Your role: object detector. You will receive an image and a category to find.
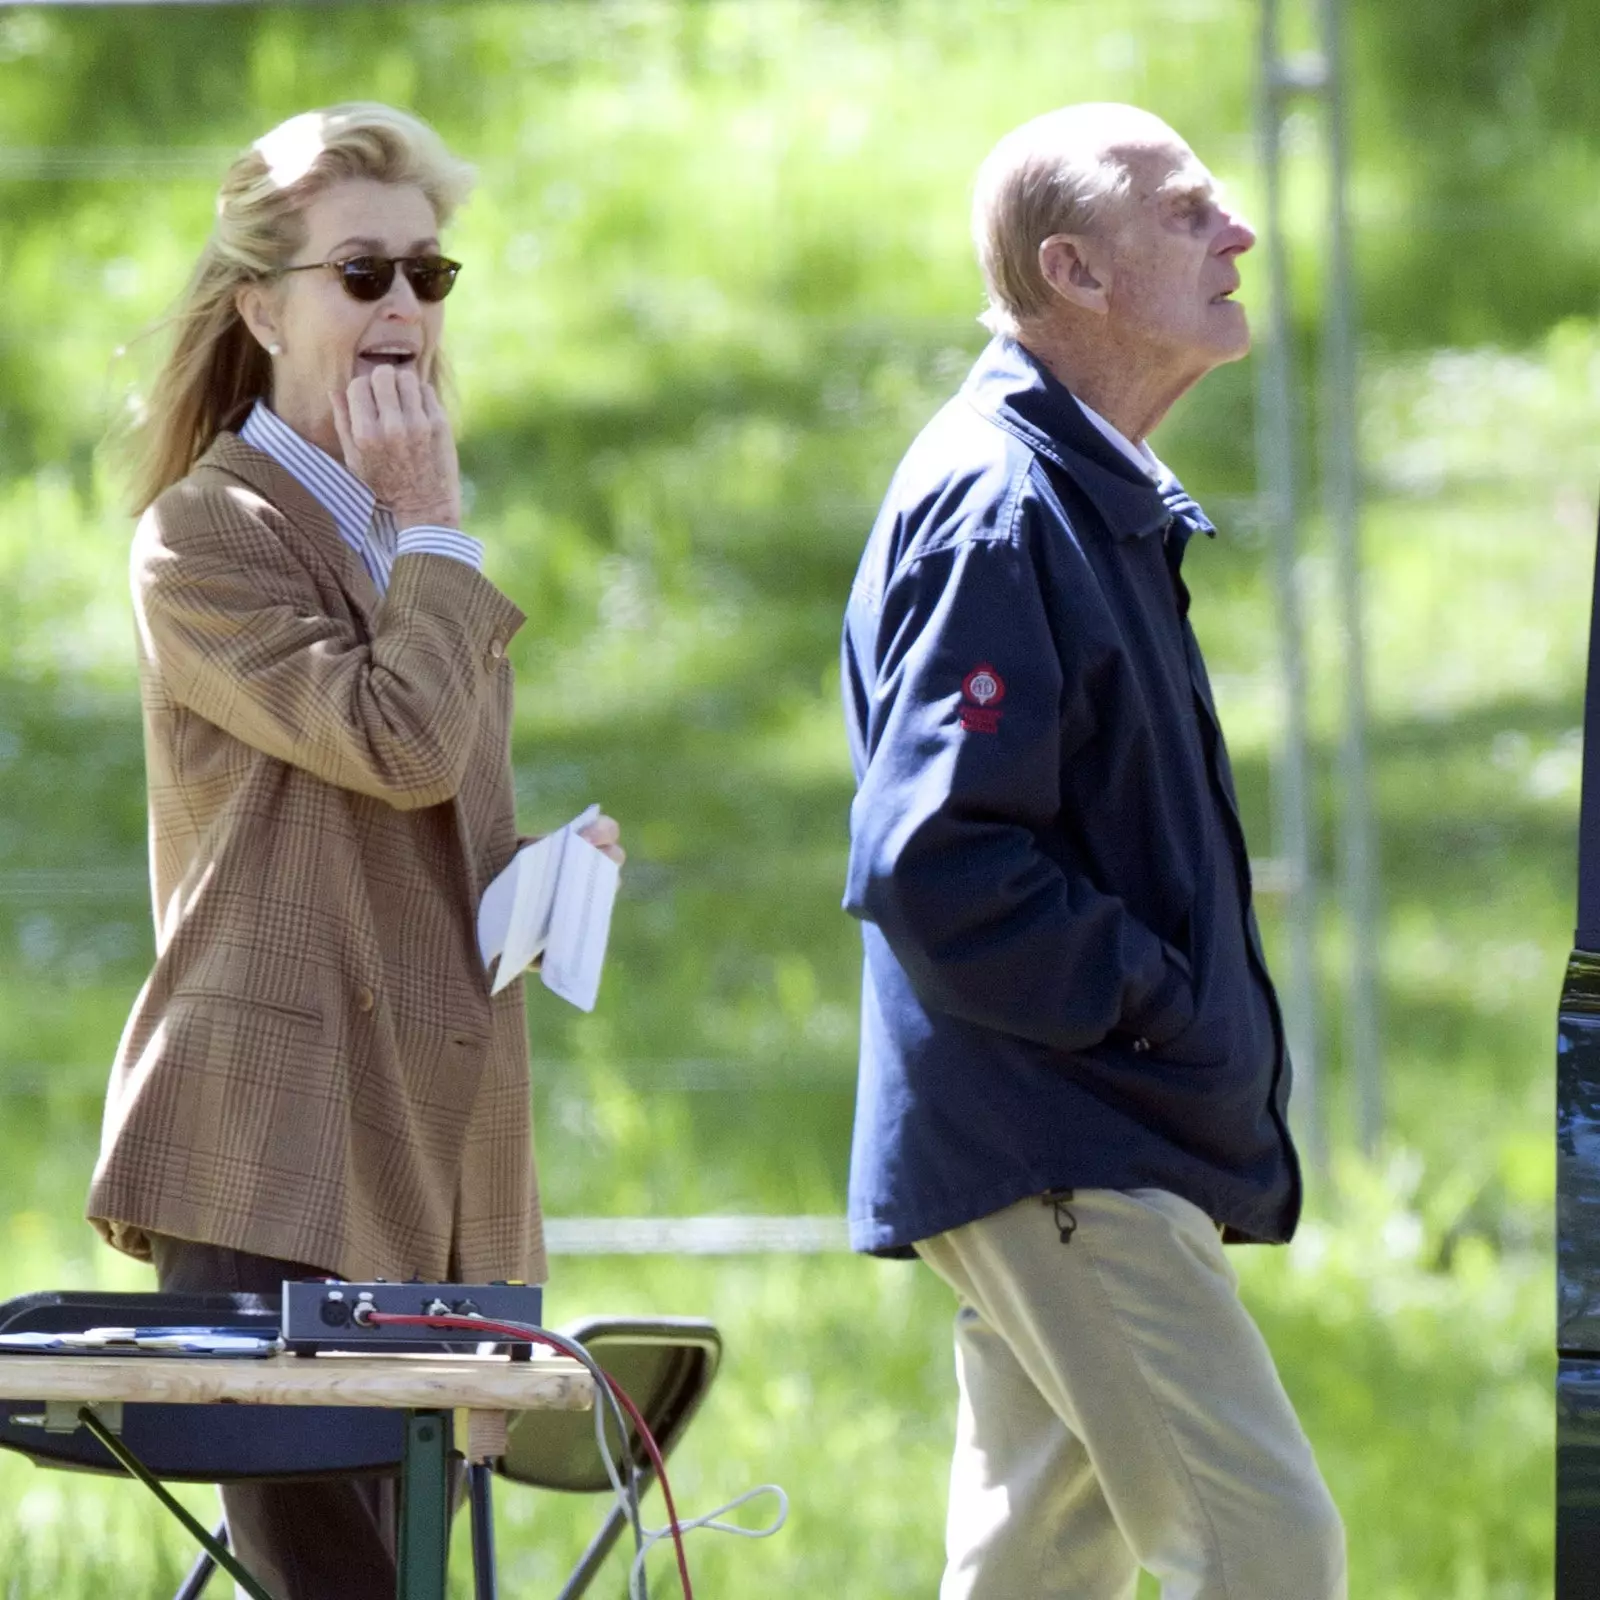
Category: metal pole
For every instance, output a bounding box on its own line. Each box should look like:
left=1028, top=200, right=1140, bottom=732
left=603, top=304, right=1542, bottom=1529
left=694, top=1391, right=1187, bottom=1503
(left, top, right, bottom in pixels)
left=1255, top=0, right=1325, bottom=1178
left=1317, top=0, right=1384, bottom=1155
left=469, top=1462, right=500, bottom=1600
left=398, top=1410, right=452, bottom=1600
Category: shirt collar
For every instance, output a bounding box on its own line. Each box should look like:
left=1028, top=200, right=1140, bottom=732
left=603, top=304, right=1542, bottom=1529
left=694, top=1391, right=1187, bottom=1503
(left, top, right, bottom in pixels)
left=961, top=337, right=1172, bottom=540
left=1075, top=397, right=1168, bottom=485
left=238, top=400, right=375, bottom=555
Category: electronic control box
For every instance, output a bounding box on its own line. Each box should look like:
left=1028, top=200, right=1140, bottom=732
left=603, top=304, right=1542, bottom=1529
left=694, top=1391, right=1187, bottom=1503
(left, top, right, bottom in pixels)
left=281, top=1280, right=545, bottom=1356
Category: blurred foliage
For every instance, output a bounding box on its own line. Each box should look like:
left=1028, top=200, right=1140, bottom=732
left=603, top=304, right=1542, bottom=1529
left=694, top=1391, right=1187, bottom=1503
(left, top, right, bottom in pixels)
left=1350, top=0, right=1600, bottom=346
left=0, top=1, right=1583, bottom=1594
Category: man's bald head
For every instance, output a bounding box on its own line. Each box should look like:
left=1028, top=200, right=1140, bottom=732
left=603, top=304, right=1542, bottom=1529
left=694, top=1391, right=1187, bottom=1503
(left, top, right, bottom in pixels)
left=972, top=103, right=1187, bottom=338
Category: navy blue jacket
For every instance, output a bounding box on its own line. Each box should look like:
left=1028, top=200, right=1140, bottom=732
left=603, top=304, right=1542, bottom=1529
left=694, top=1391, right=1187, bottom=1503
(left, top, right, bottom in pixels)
left=841, top=337, right=1300, bottom=1256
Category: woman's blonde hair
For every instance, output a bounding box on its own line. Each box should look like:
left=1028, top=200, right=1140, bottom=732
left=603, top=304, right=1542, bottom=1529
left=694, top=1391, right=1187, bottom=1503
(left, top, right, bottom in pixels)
left=123, top=102, right=474, bottom=513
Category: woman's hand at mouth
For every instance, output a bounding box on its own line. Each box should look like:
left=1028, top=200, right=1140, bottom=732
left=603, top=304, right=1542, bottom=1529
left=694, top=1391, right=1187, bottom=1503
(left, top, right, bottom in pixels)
left=330, top=365, right=461, bottom=528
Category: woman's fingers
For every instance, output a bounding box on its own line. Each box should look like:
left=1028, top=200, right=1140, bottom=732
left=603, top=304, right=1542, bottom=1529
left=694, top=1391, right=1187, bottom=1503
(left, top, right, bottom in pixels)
left=422, top=382, right=451, bottom=445
left=580, top=815, right=626, bottom=868
left=341, top=371, right=460, bottom=527
left=395, top=365, right=428, bottom=430
left=422, top=384, right=460, bottom=483
left=344, top=374, right=382, bottom=439
left=361, top=367, right=432, bottom=449
left=368, top=363, right=410, bottom=442
left=580, top=815, right=621, bottom=847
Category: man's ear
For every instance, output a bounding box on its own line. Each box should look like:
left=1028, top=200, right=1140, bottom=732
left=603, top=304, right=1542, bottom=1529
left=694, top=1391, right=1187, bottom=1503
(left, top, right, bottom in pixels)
left=234, top=281, right=280, bottom=353
left=1039, top=234, right=1111, bottom=316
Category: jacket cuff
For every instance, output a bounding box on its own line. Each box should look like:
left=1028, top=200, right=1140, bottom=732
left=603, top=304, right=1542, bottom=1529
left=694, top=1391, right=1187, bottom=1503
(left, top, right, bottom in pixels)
left=386, top=549, right=526, bottom=660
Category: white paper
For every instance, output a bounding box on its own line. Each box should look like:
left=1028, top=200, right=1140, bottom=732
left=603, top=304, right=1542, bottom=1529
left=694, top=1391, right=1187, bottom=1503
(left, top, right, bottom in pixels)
left=539, top=833, right=621, bottom=1013
left=478, top=804, right=616, bottom=1009
left=489, top=833, right=563, bottom=989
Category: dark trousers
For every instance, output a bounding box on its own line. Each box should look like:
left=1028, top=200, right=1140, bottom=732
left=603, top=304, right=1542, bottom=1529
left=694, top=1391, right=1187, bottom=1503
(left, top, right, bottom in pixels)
left=150, top=1234, right=419, bottom=1600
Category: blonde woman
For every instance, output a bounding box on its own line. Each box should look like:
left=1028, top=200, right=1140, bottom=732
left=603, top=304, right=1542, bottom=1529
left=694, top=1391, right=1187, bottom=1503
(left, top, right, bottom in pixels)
left=93, top=103, right=622, bottom=1597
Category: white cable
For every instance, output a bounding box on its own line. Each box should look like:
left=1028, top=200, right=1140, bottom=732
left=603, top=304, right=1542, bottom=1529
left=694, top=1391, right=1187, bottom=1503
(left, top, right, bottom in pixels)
left=379, top=1312, right=649, bottom=1576
left=401, top=1312, right=788, bottom=1600
left=580, top=1359, right=788, bottom=1600
left=587, top=1360, right=648, bottom=1568
left=626, top=1483, right=790, bottom=1600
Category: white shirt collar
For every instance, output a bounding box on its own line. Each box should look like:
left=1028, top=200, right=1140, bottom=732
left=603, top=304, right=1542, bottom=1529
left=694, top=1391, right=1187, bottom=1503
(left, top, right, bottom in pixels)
left=1074, top=396, right=1167, bottom=485
left=238, top=400, right=376, bottom=556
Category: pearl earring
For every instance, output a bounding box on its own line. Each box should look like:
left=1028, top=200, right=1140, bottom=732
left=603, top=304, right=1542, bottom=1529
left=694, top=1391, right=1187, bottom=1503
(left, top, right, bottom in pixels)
left=267, top=342, right=282, bottom=356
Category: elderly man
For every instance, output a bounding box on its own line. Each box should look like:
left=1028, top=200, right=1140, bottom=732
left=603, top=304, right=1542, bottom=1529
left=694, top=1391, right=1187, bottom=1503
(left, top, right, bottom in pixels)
left=840, top=104, right=1346, bottom=1597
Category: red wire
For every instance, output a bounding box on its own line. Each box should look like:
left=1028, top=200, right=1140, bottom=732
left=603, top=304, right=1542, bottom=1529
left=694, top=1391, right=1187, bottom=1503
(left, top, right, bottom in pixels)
left=363, top=1310, right=695, bottom=1599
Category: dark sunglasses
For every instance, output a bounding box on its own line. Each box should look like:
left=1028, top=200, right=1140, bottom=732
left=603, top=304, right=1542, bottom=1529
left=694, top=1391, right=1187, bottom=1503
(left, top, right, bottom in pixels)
left=278, top=253, right=462, bottom=304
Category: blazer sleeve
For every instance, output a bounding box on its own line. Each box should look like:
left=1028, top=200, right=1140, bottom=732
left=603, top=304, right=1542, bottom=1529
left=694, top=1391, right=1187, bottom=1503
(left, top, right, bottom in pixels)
left=842, top=518, right=1194, bottom=1054
left=133, top=474, right=525, bottom=811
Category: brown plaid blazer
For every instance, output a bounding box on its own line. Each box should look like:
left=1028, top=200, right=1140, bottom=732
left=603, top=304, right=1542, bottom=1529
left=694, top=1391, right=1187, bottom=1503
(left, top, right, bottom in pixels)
left=88, top=431, right=546, bottom=1285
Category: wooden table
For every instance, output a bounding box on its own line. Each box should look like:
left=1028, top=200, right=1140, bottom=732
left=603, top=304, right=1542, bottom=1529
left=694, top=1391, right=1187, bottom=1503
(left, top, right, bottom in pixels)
left=0, top=1350, right=594, bottom=1600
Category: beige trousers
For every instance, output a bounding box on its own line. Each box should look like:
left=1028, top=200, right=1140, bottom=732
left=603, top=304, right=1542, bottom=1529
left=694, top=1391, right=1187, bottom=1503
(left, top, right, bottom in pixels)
left=915, top=1189, right=1345, bottom=1600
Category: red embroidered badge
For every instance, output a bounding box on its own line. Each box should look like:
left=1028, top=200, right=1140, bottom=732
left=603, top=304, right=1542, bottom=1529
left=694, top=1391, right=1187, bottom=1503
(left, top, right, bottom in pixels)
left=960, top=664, right=1006, bottom=733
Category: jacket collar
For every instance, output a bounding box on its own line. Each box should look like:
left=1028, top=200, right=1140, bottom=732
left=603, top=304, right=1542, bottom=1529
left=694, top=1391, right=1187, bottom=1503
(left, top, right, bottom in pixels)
left=961, top=336, right=1173, bottom=540
left=197, top=431, right=383, bottom=623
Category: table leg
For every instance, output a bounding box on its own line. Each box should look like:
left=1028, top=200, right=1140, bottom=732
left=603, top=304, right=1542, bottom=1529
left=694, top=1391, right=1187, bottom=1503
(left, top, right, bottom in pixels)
left=469, top=1462, right=498, bottom=1600
left=398, top=1409, right=451, bottom=1600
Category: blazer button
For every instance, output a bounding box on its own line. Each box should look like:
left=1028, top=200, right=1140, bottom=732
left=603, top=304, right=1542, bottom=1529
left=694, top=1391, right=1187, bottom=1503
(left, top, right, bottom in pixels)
left=356, top=985, right=376, bottom=1013
left=1131, top=1036, right=1151, bottom=1054
left=487, top=639, right=505, bottom=663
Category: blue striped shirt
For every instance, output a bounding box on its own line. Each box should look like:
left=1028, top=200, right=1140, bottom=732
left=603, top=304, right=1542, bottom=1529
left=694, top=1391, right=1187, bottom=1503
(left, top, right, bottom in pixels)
left=238, top=401, right=483, bottom=594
